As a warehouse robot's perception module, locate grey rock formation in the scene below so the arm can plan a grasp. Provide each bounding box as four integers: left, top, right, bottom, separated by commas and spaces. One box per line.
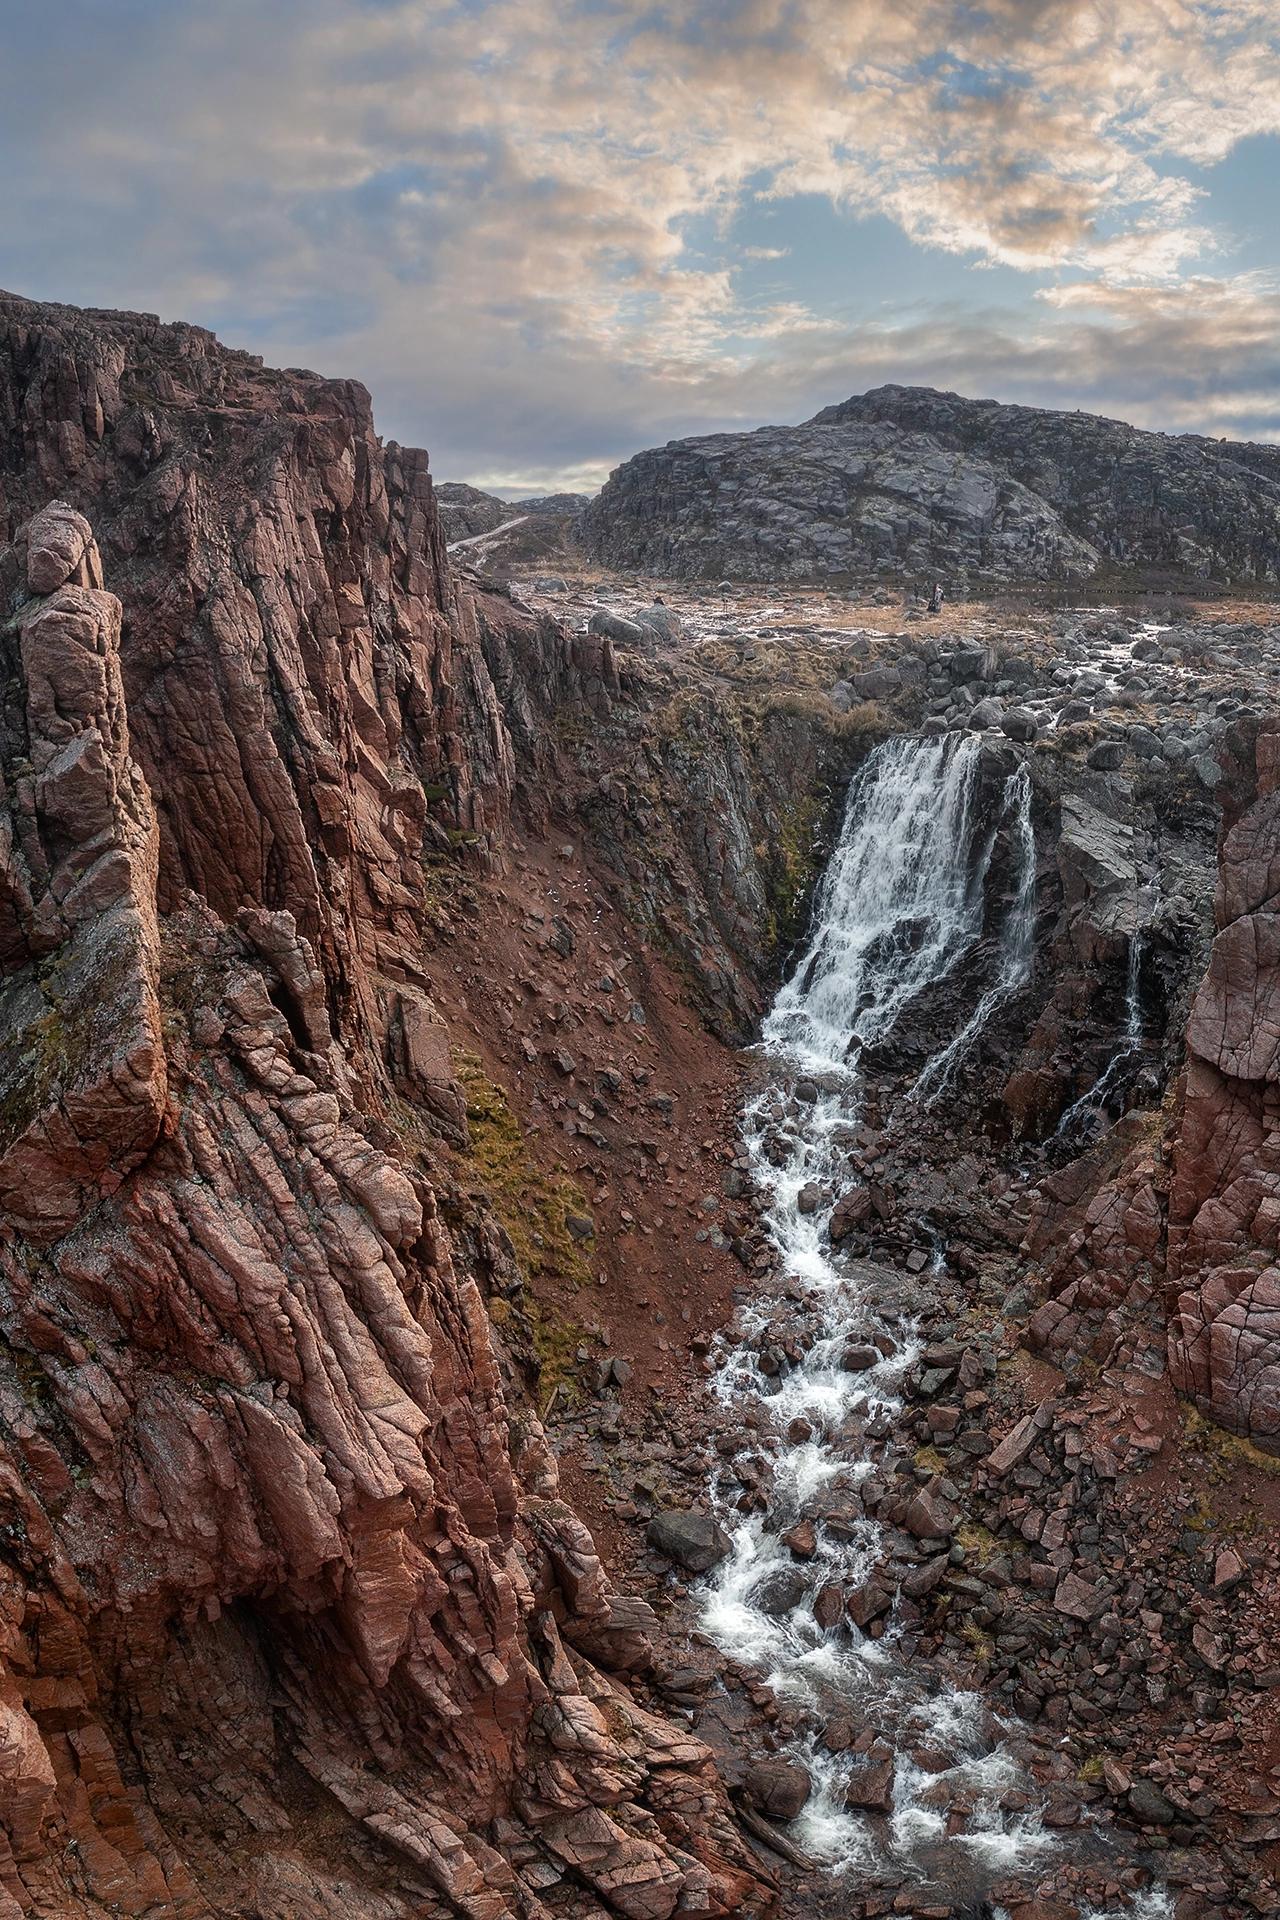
1057, 792, 1139, 964
435, 481, 513, 541
437, 481, 589, 543
582, 384, 1280, 584
645, 1508, 732, 1572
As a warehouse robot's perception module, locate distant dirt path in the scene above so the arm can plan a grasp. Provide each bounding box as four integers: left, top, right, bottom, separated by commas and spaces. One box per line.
446, 513, 529, 553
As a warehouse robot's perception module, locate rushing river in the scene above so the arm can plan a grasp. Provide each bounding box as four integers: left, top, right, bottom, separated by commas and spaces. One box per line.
697, 734, 1168, 1915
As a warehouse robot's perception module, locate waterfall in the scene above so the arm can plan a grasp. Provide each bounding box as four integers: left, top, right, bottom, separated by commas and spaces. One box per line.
911, 764, 1037, 1106
1053, 932, 1144, 1144
765, 733, 993, 1079
697, 734, 1159, 1910
701, 735, 1055, 1878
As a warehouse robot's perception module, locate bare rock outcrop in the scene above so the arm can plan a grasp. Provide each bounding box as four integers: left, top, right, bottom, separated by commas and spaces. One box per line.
436, 484, 587, 546
1022, 718, 1280, 1444
0, 300, 772, 1920
582, 411, 1097, 584
1167, 717, 1280, 1439
1055, 792, 1139, 966
1002, 785, 1143, 1136
0, 288, 515, 1121
0, 505, 167, 1237
582, 382, 1280, 584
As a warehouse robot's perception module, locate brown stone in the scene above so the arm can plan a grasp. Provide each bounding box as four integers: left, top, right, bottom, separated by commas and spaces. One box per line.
844, 1751, 895, 1812
0, 295, 773, 1920
743, 1758, 811, 1822
1054, 1571, 1106, 1621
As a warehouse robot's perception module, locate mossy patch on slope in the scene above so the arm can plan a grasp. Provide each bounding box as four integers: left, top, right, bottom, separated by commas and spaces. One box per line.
454, 1052, 592, 1397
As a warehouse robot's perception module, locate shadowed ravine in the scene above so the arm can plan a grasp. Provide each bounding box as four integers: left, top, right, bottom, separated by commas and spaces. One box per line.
698, 736, 1171, 1916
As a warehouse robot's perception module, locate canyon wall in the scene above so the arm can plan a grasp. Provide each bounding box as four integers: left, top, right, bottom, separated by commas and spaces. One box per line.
1167, 717, 1280, 1438
1024, 715, 1280, 1448
0, 294, 771, 1920
0, 283, 1277, 1920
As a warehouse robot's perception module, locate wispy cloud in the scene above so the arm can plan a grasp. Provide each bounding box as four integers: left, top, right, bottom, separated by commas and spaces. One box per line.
0, 1, 1277, 484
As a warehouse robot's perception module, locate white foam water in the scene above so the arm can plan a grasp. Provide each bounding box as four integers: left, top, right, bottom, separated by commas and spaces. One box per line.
697, 733, 1167, 1913
912, 762, 1037, 1105
700, 735, 1058, 1880
764, 733, 994, 1080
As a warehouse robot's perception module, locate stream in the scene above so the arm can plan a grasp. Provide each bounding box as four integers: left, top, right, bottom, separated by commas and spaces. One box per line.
697, 733, 1169, 1916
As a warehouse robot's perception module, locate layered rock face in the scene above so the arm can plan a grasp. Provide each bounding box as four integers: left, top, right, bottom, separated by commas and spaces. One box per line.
0, 295, 770, 1920
582, 384, 1280, 584
1021, 716, 1280, 1446
0, 503, 167, 1238
0, 288, 515, 1116
1167, 718, 1280, 1438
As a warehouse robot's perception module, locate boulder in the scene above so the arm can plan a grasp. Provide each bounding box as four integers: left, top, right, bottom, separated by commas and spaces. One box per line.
902, 1484, 957, 1540
646, 1509, 732, 1573
25, 499, 103, 594
853, 667, 902, 700
844, 1750, 895, 1812
1128, 723, 1164, 759
1054, 1571, 1105, 1621
1001, 706, 1038, 743
633, 603, 684, 641
845, 1576, 893, 1627
743, 1759, 811, 1822
840, 1343, 880, 1372
589, 608, 647, 646
1127, 1779, 1178, 1827
1057, 792, 1138, 963
829, 1186, 871, 1242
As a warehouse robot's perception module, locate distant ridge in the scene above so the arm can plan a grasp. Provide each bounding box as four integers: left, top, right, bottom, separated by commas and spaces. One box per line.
581, 384, 1280, 584
436, 480, 588, 544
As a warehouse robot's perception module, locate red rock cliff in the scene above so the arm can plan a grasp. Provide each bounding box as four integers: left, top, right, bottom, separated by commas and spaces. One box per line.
0, 294, 768, 1920
1168, 717, 1280, 1440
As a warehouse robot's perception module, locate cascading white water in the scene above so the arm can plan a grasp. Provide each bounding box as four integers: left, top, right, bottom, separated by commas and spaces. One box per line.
764, 734, 995, 1080
702, 735, 1056, 1880
911, 764, 1037, 1106
1053, 932, 1144, 1144
699, 734, 1160, 1912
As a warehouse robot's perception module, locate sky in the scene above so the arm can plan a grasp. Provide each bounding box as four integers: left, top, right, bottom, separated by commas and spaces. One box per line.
1, 1, 1279, 494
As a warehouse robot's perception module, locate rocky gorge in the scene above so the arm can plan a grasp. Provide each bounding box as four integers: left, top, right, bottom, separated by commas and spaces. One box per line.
1, 289, 1280, 1920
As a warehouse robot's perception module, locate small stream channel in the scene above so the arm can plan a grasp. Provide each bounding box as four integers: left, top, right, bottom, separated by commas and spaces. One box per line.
696, 734, 1169, 1917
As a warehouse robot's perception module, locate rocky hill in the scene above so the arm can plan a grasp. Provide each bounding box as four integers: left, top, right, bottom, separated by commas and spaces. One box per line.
581, 384, 1280, 586
437, 481, 588, 545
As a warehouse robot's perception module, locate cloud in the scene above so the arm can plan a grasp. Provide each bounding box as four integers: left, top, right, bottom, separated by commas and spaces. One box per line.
0, 0, 1277, 484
